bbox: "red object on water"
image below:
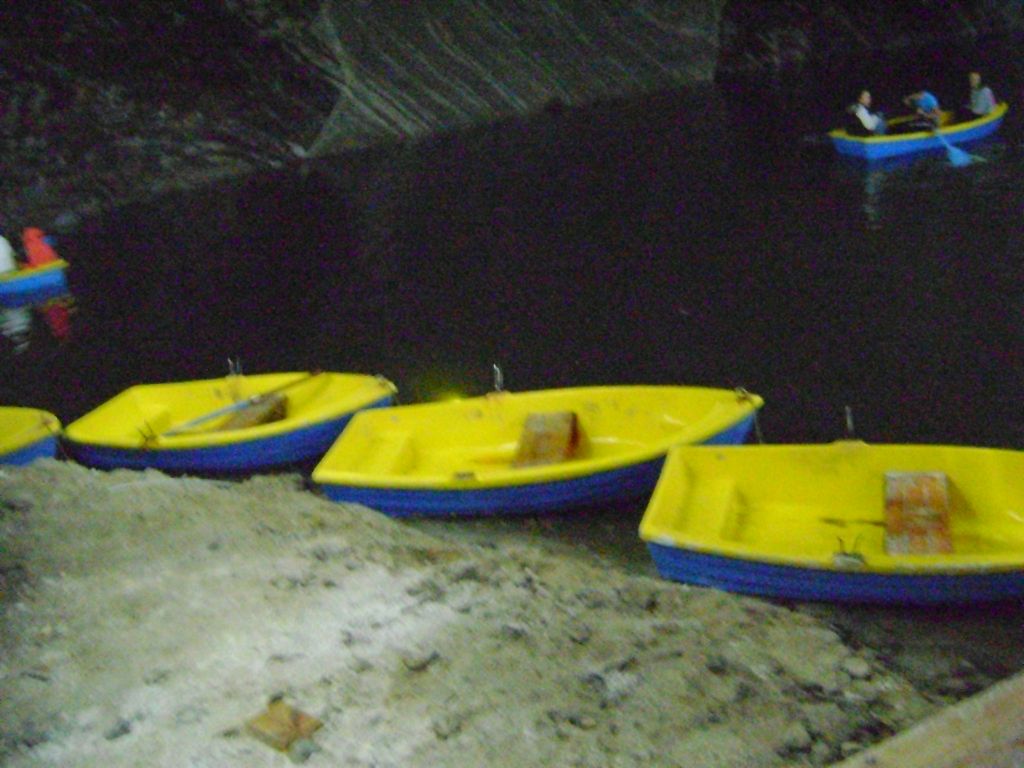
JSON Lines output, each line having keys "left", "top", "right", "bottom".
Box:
{"left": 22, "top": 227, "right": 59, "bottom": 267}
{"left": 40, "top": 299, "right": 72, "bottom": 340}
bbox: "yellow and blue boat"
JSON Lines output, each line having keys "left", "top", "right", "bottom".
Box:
{"left": 0, "top": 406, "right": 61, "bottom": 465}
{"left": 63, "top": 371, "right": 397, "bottom": 474}
{"left": 640, "top": 441, "right": 1024, "bottom": 604}
{"left": 312, "top": 385, "right": 763, "bottom": 517}
{"left": 829, "top": 103, "right": 1007, "bottom": 161}
{"left": 0, "top": 260, "right": 70, "bottom": 308}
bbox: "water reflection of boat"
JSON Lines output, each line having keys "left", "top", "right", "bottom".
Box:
{"left": 860, "top": 167, "right": 886, "bottom": 228}
{"left": 0, "top": 260, "right": 70, "bottom": 308}
{"left": 641, "top": 441, "right": 1024, "bottom": 604}
{"left": 37, "top": 296, "right": 73, "bottom": 341}
{"left": 63, "top": 372, "right": 398, "bottom": 473}
{"left": 0, "top": 306, "right": 32, "bottom": 354}
{"left": 312, "top": 386, "right": 764, "bottom": 517}
{"left": 0, "top": 294, "right": 75, "bottom": 355}
{"left": 829, "top": 103, "right": 1007, "bottom": 161}
{"left": 0, "top": 406, "right": 61, "bottom": 465}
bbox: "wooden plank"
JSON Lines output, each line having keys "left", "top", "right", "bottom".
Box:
{"left": 831, "top": 668, "right": 1024, "bottom": 768}
{"left": 216, "top": 394, "right": 287, "bottom": 431}
{"left": 512, "top": 412, "right": 580, "bottom": 467}
{"left": 884, "top": 471, "right": 953, "bottom": 555}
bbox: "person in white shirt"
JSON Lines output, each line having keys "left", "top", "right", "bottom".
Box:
{"left": 847, "top": 90, "right": 886, "bottom": 135}
{"left": 0, "top": 234, "right": 16, "bottom": 273}
{"left": 966, "top": 71, "right": 996, "bottom": 118}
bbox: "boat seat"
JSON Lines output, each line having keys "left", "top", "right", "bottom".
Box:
{"left": 512, "top": 411, "right": 581, "bottom": 467}
{"left": 678, "top": 476, "right": 743, "bottom": 542}
{"left": 884, "top": 471, "right": 953, "bottom": 555}
{"left": 712, "top": 480, "right": 746, "bottom": 542}
{"left": 138, "top": 404, "right": 173, "bottom": 436}
{"left": 360, "top": 432, "right": 416, "bottom": 475}
{"left": 216, "top": 394, "right": 287, "bottom": 431}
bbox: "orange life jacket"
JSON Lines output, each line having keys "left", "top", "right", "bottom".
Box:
{"left": 22, "top": 227, "right": 59, "bottom": 267}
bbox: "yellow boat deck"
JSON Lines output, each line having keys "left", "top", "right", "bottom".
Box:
{"left": 314, "top": 386, "right": 762, "bottom": 489}
{"left": 64, "top": 372, "right": 396, "bottom": 449}
{"left": 0, "top": 259, "right": 68, "bottom": 284}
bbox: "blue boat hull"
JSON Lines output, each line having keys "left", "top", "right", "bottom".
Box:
{"left": 0, "top": 268, "right": 70, "bottom": 308}
{"left": 830, "top": 107, "right": 1006, "bottom": 161}
{"left": 0, "top": 436, "right": 59, "bottom": 466}
{"left": 319, "top": 414, "right": 757, "bottom": 517}
{"left": 63, "top": 395, "right": 394, "bottom": 474}
{"left": 646, "top": 543, "right": 1024, "bottom": 605}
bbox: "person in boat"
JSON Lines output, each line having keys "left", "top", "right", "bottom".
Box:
{"left": 846, "top": 90, "right": 887, "bottom": 135}
{"left": 963, "top": 71, "right": 996, "bottom": 120}
{"left": 0, "top": 233, "right": 15, "bottom": 273}
{"left": 902, "top": 90, "right": 942, "bottom": 129}
{"left": 21, "top": 227, "right": 59, "bottom": 267}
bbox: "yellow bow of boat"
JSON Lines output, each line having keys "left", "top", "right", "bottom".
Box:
{"left": 0, "top": 406, "right": 61, "bottom": 464}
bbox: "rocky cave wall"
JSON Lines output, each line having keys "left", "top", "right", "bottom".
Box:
{"left": 1, "top": 1, "right": 1021, "bottom": 226}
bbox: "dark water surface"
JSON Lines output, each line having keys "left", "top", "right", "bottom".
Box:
{"left": 6, "top": 75, "right": 1022, "bottom": 450}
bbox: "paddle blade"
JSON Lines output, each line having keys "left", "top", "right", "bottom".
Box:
{"left": 947, "top": 146, "right": 973, "bottom": 167}
{"left": 935, "top": 131, "right": 976, "bottom": 167}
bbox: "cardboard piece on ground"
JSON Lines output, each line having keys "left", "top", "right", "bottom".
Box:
{"left": 217, "top": 394, "right": 287, "bottom": 431}
{"left": 246, "top": 698, "right": 322, "bottom": 751}
{"left": 512, "top": 412, "right": 581, "bottom": 467}
{"left": 883, "top": 471, "right": 953, "bottom": 555}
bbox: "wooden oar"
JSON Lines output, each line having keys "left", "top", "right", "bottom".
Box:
{"left": 160, "top": 370, "right": 323, "bottom": 437}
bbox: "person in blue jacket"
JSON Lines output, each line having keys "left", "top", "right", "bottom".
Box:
{"left": 903, "top": 90, "right": 942, "bottom": 128}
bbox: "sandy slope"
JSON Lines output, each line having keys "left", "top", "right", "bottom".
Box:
{"left": 0, "top": 461, "right": 951, "bottom": 767}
